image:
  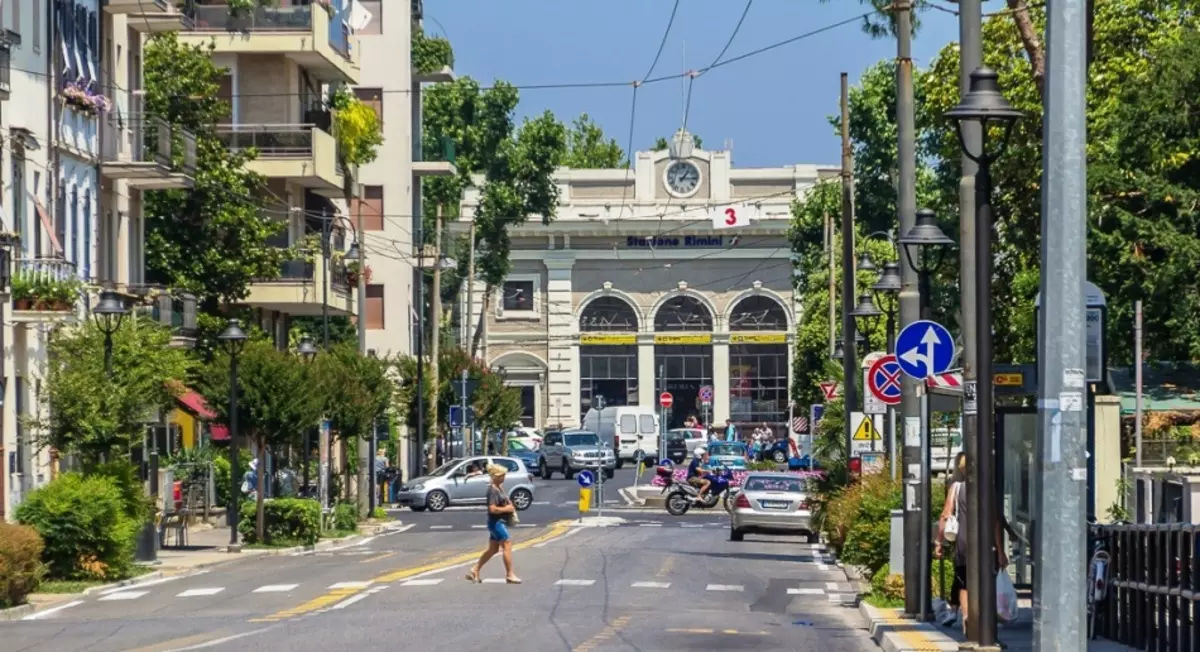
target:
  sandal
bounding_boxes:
[465,570,481,583]
[506,577,522,584]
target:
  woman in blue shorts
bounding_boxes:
[465,464,521,584]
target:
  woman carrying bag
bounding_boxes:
[465,464,522,584]
[936,452,1008,633]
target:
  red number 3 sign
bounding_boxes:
[712,204,750,230]
[724,207,737,225]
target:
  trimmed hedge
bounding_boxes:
[332,503,358,532]
[16,473,138,580]
[238,498,320,546]
[0,523,45,607]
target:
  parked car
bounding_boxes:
[505,439,541,475]
[729,472,819,543]
[665,428,707,464]
[538,429,616,480]
[583,406,660,467]
[395,456,536,513]
[508,427,543,450]
[706,441,750,470]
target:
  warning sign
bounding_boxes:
[853,416,881,441]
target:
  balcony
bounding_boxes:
[182,1,360,84]
[102,110,198,189]
[11,258,82,324]
[104,0,192,32]
[413,134,457,178]
[242,255,353,316]
[216,124,343,195]
[0,30,15,101]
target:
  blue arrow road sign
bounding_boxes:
[577,470,595,488]
[895,319,955,380]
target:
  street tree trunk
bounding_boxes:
[1006,0,1045,102]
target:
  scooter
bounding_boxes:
[657,462,735,516]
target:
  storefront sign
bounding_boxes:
[994,372,1024,387]
[579,334,637,346]
[654,334,712,345]
[625,235,725,249]
[729,333,786,345]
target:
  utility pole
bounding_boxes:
[414,227,426,479]
[428,205,443,473]
[826,212,835,357]
[957,0,984,640]
[355,180,370,516]
[1134,300,1143,468]
[839,73,857,465]
[894,0,926,620]
[1034,0,1089,649]
[464,222,476,455]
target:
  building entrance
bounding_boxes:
[653,294,715,430]
[577,296,641,423]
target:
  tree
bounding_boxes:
[35,319,194,467]
[142,33,290,312]
[562,114,626,168]
[420,77,567,357]
[197,341,322,542]
[392,346,487,437]
[473,371,523,455]
[651,134,703,151]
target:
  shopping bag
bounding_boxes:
[996,570,1019,623]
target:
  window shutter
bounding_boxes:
[82,193,91,280]
[356,185,384,231]
[366,284,385,329]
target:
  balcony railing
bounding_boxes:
[215,124,321,158]
[135,114,198,173]
[187,1,315,32]
[152,291,199,338]
[0,40,11,96]
[17,257,78,283]
[13,258,80,313]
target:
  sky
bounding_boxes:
[424,0,961,168]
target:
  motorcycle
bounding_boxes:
[657,462,736,516]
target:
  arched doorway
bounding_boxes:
[578,296,640,423]
[728,295,790,431]
[654,294,714,429]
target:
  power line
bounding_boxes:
[642,0,682,82]
[704,0,755,73]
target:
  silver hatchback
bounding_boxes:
[729,473,819,543]
[396,456,537,513]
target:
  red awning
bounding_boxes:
[209,424,230,441]
[176,390,217,420]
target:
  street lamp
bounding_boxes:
[871,262,902,352]
[93,289,129,376]
[897,208,955,320]
[830,331,866,361]
[855,251,877,275]
[945,65,1022,648]
[296,334,317,498]
[850,293,883,350]
[218,318,248,547]
[297,335,318,363]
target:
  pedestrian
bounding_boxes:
[465,464,522,584]
[724,419,737,442]
[935,452,1008,633]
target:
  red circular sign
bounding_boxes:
[659,392,674,408]
[868,354,904,406]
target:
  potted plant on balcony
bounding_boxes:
[345,261,372,285]
[11,274,82,312]
[61,81,112,117]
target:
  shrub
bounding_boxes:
[238,498,320,546]
[212,449,253,509]
[0,523,45,607]
[838,474,903,577]
[871,560,957,601]
[370,507,388,520]
[90,460,153,521]
[746,461,777,471]
[333,502,358,531]
[16,473,138,580]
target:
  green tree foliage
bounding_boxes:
[197,341,323,541]
[391,347,520,443]
[412,25,454,74]
[34,319,193,466]
[313,342,394,442]
[562,113,626,168]
[142,33,289,311]
[473,371,524,455]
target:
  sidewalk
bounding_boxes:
[859,602,1137,651]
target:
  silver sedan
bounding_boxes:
[729,473,819,543]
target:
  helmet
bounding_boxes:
[694,446,708,457]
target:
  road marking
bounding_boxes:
[373,521,572,583]
[125,631,238,652]
[429,525,453,530]
[253,584,298,593]
[631,581,670,588]
[680,523,704,528]
[664,628,768,636]
[574,614,632,652]
[400,578,444,586]
[825,581,840,590]
[21,599,83,620]
[817,564,830,571]
[481,578,507,584]
[177,588,225,597]
[330,593,370,610]
[705,584,744,592]
[99,590,149,601]
[360,552,396,564]
[328,581,373,590]
[98,574,193,595]
[515,523,536,528]
[788,588,825,595]
[555,579,596,586]
[639,523,662,527]
[532,501,551,505]
[470,525,486,529]
[166,626,277,651]
[254,588,360,621]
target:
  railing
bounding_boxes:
[0,40,11,95]
[187,2,314,32]
[215,124,318,158]
[106,94,198,174]
[152,292,198,337]
[1093,523,1200,651]
[16,257,77,283]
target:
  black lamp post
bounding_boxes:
[850,293,883,351]
[93,290,129,377]
[871,261,902,352]
[945,66,1022,648]
[897,209,955,321]
[297,334,317,498]
[218,319,248,546]
[830,331,866,361]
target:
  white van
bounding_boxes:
[583,406,660,468]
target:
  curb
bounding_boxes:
[80,571,167,596]
[0,603,36,622]
[858,601,959,652]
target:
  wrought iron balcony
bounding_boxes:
[12,258,81,320]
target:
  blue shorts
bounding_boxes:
[487,519,510,542]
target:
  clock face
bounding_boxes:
[664,160,701,197]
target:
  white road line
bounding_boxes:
[481,578,507,584]
[177,588,225,597]
[515,523,536,528]
[639,523,662,527]
[825,581,840,591]
[400,579,444,586]
[531,501,551,505]
[706,584,744,592]
[429,525,453,530]
[680,524,704,528]
[379,523,415,536]
[554,579,596,586]
[788,588,826,595]
[98,573,194,596]
[253,584,298,593]
[167,626,276,651]
[99,590,149,601]
[631,581,670,589]
[324,536,376,552]
[816,564,830,571]
[328,581,373,590]
[22,600,83,620]
[330,593,370,610]
[471,525,487,529]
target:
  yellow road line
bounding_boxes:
[574,615,632,651]
[124,631,233,652]
[360,551,396,564]
[372,521,571,583]
[253,588,358,622]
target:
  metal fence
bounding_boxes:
[215,124,317,158]
[1094,523,1200,651]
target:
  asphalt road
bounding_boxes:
[3,510,879,652]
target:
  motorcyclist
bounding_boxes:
[686,447,712,503]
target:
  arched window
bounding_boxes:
[654,294,714,332]
[580,296,639,332]
[728,295,788,331]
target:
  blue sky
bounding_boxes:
[425,0,960,168]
